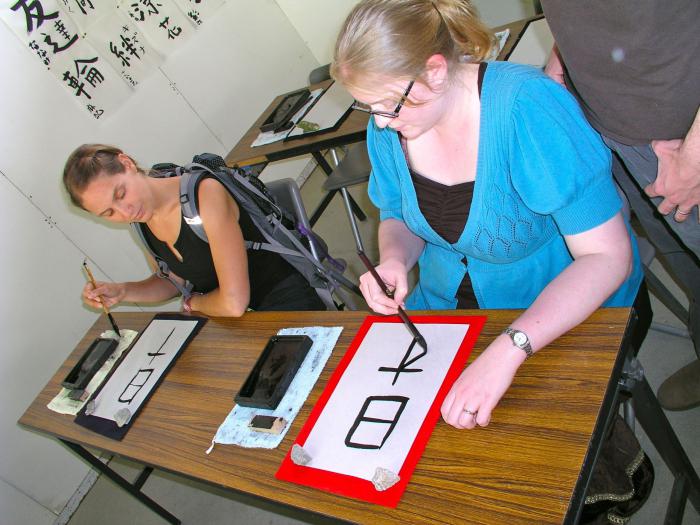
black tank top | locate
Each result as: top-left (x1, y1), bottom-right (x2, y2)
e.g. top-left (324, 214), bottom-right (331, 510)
top-left (400, 62), bottom-right (486, 309)
top-left (141, 176), bottom-right (296, 310)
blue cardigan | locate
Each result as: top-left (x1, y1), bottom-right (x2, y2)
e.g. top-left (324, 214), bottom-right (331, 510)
top-left (367, 62), bottom-right (643, 310)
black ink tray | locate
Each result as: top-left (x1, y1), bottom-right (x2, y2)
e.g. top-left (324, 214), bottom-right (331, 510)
top-left (235, 335), bottom-right (313, 409)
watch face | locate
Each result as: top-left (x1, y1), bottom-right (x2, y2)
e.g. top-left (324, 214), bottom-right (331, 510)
top-left (513, 332), bottom-right (527, 346)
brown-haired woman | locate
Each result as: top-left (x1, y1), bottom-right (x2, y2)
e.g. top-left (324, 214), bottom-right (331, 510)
top-left (333, 0), bottom-right (643, 429)
top-left (63, 144), bottom-right (325, 316)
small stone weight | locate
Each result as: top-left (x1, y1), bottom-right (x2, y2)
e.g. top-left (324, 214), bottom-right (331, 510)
top-left (114, 407), bottom-right (132, 427)
top-left (84, 400), bottom-right (96, 416)
top-left (290, 444), bottom-right (312, 466)
top-left (372, 467), bottom-right (400, 491)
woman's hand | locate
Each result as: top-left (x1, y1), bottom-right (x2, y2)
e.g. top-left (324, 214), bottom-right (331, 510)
top-left (358, 258), bottom-right (409, 314)
top-left (441, 335), bottom-right (526, 429)
top-left (82, 281), bottom-right (126, 309)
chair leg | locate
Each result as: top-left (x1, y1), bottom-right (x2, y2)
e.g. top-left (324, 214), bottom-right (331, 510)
top-left (340, 187), bottom-right (366, 253)
top-left (643, 265), bottom-right (691, 329)
top-left (309, 151), bottom-right (366, 226)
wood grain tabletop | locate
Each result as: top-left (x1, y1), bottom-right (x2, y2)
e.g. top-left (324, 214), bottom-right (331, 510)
top-left (19, 307), bottom-right (630, 524)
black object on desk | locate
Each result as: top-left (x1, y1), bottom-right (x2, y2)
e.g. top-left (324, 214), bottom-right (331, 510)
top-left (235, 335), bottom-right (313, 409)
top-left (260, 88), bottom-right (311, 133)
top-left (62, 337), bottom-right (118, 399)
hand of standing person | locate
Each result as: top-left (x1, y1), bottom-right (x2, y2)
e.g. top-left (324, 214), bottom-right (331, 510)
top-left (646, 110), bottom-right (700, 223)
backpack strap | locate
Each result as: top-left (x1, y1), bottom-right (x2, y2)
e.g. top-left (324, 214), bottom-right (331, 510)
top-left (176, 161), bottom-right (341, 309)
top-left (130, 222), bottom-right (195, 299)
top-left (177, 170), bottom-right (209, 243)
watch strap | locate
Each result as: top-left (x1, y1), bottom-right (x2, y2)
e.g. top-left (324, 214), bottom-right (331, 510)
top-left (502, 327), bottom-right (533, 359)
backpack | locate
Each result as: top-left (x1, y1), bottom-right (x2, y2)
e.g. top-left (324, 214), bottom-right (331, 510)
top-left (132, 153), bottom-right (355, 310)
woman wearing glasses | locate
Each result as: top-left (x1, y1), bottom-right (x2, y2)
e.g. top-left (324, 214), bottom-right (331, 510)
top-left (332, 0), bottom-right (643, 429)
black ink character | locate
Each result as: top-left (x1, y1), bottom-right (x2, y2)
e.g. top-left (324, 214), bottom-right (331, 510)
top-left (41, 29), bottom-right (78, 54)
top-left (345, 396), bottom-right (408, 449)
top-left (188, 10), bottom-right (202, 25)
top-left (62, 57), bottom-right (103, 99)
top-left (147, 327), bottom-right (175, 364)
top-left (159, 16), bottom-right (182, 39)
top-left (118, 368), bottom-right (154, 403)
top-left (378, 337), bottom-right (427, 385)
top-left (129, 0), bottom-right (161, 22)
top-left (29, 40), bottom-right (50, 65)
top-left (74, 0), bottom-right (94, 15)
top-left (11, 0), bottom-right (58, 33)
top-left (110, 35), bottom-right (141, 67)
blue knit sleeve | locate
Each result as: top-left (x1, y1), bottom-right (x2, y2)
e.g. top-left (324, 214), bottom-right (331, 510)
top-left (366, 121), bottom-right (404, 222)
top-left (508, 77), bottom-right (621, 235)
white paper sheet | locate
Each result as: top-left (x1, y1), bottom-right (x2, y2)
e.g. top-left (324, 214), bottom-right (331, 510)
top-left (286, 81), bottom-right (354, 138)
top-left (302, 323), bottom-right (470, 481)
top-left (90, 318), bottom-right (200, 421)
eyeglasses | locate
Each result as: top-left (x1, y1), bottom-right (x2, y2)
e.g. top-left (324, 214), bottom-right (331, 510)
top-left (351, 80), bottom-right (415, 119)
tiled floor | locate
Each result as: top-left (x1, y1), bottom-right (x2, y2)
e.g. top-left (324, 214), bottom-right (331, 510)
top-left (65, 162), bottom-right (700, 525)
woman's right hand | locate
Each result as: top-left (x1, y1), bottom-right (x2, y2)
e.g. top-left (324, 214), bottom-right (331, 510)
top-left (358, 258), bottom-right (409, 314)
top-left (82, 281), bottom-right (127, 309)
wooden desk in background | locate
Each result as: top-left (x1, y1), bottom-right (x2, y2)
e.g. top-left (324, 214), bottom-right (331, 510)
top-left (20, 308), bottom-right (631, 524)
top-left (223, 16), bottom-right (537, 169)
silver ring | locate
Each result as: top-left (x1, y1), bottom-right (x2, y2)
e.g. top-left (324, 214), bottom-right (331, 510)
top-left (677, 209), bottom-right (691, 215)
top-left (463, 408), bottom-right (477, 417)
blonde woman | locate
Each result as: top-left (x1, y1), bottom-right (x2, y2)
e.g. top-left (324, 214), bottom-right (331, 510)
top-left (63, 145), bottom-right (325, 316)
top-left (332, 0), bottom-right (643, 429)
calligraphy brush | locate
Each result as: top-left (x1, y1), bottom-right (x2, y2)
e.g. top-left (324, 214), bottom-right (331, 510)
top-left (82, 259), bottom-right (121, 337)
top-left (357, 250), bottom-right (427, 351)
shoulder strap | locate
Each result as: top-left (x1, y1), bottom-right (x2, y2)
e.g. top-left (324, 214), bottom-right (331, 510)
top-left (178, 170), bottom-right (208, 243)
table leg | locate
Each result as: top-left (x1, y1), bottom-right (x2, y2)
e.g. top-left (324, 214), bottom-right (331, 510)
top-left (309, 151), bottom-right (367, 226)
top-left (629, 376), bottom-right (700, 514)
top-left (61, 439), bottom-right (181, 525)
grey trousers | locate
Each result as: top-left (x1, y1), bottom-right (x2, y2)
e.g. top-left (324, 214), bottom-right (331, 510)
top-left (603, 137), bottom-right (699, 356)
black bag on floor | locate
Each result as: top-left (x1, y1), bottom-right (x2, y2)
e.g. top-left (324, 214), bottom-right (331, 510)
top-left (581, 415), bottom-right (655, 525)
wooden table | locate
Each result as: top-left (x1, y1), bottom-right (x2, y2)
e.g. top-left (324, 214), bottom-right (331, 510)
top-left (225, 78), bottom-right (369, 170)
top-left (20, 307), bottom-right (631, 524)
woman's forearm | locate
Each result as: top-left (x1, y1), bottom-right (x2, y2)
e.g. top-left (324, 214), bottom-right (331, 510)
top-left (378, 218), bottom-right (425, 269)
top-left (121, 274), bottom-right (180, 303)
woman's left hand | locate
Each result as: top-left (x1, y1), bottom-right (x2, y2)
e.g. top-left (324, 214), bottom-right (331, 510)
top-left (441, 335), bottom-right (526, 429)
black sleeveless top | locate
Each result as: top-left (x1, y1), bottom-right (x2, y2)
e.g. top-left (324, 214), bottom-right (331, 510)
top-left (400, 63), bottom-right (486, 309)
top-left (141, 176), bottom-right (298, 310)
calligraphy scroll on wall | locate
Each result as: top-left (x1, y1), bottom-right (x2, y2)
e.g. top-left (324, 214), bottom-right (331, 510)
top-left (1, 0), bottom-right (226, 121)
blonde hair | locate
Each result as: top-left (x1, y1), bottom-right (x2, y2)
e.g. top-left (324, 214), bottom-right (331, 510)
top-left (332, 0), bottom-right (493, 95)
top-left (63, 144), bottom-right (139, 209)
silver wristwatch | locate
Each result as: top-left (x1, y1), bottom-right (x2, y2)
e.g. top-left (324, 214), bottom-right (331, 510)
top-left (502, 327), bottom-right (533, 359)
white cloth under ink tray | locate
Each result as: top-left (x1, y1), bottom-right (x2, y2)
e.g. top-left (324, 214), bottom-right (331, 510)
top-left (47, 329), bottom-right (139, 415)
top-left (207, 326), bottom-right (342, 452)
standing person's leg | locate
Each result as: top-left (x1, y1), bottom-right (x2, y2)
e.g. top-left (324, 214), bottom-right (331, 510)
top-left (604, 138), bottom-right (700, 410)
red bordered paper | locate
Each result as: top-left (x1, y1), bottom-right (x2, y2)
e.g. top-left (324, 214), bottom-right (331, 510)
top-left (276, 315), bottom-right (486, 507)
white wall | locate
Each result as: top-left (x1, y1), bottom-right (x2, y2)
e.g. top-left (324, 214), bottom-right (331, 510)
top-left (276, 0), bottom-right (536, 66)
top-left (0, 0), bottom-right (318, 521)
top-left (276, 0), bottom-right (358, 65)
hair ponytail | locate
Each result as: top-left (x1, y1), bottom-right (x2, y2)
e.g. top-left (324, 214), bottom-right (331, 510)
top-left (332, 0), bottom-right (493, 93)
top-left (431, 0), bottom-right (493, 61)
